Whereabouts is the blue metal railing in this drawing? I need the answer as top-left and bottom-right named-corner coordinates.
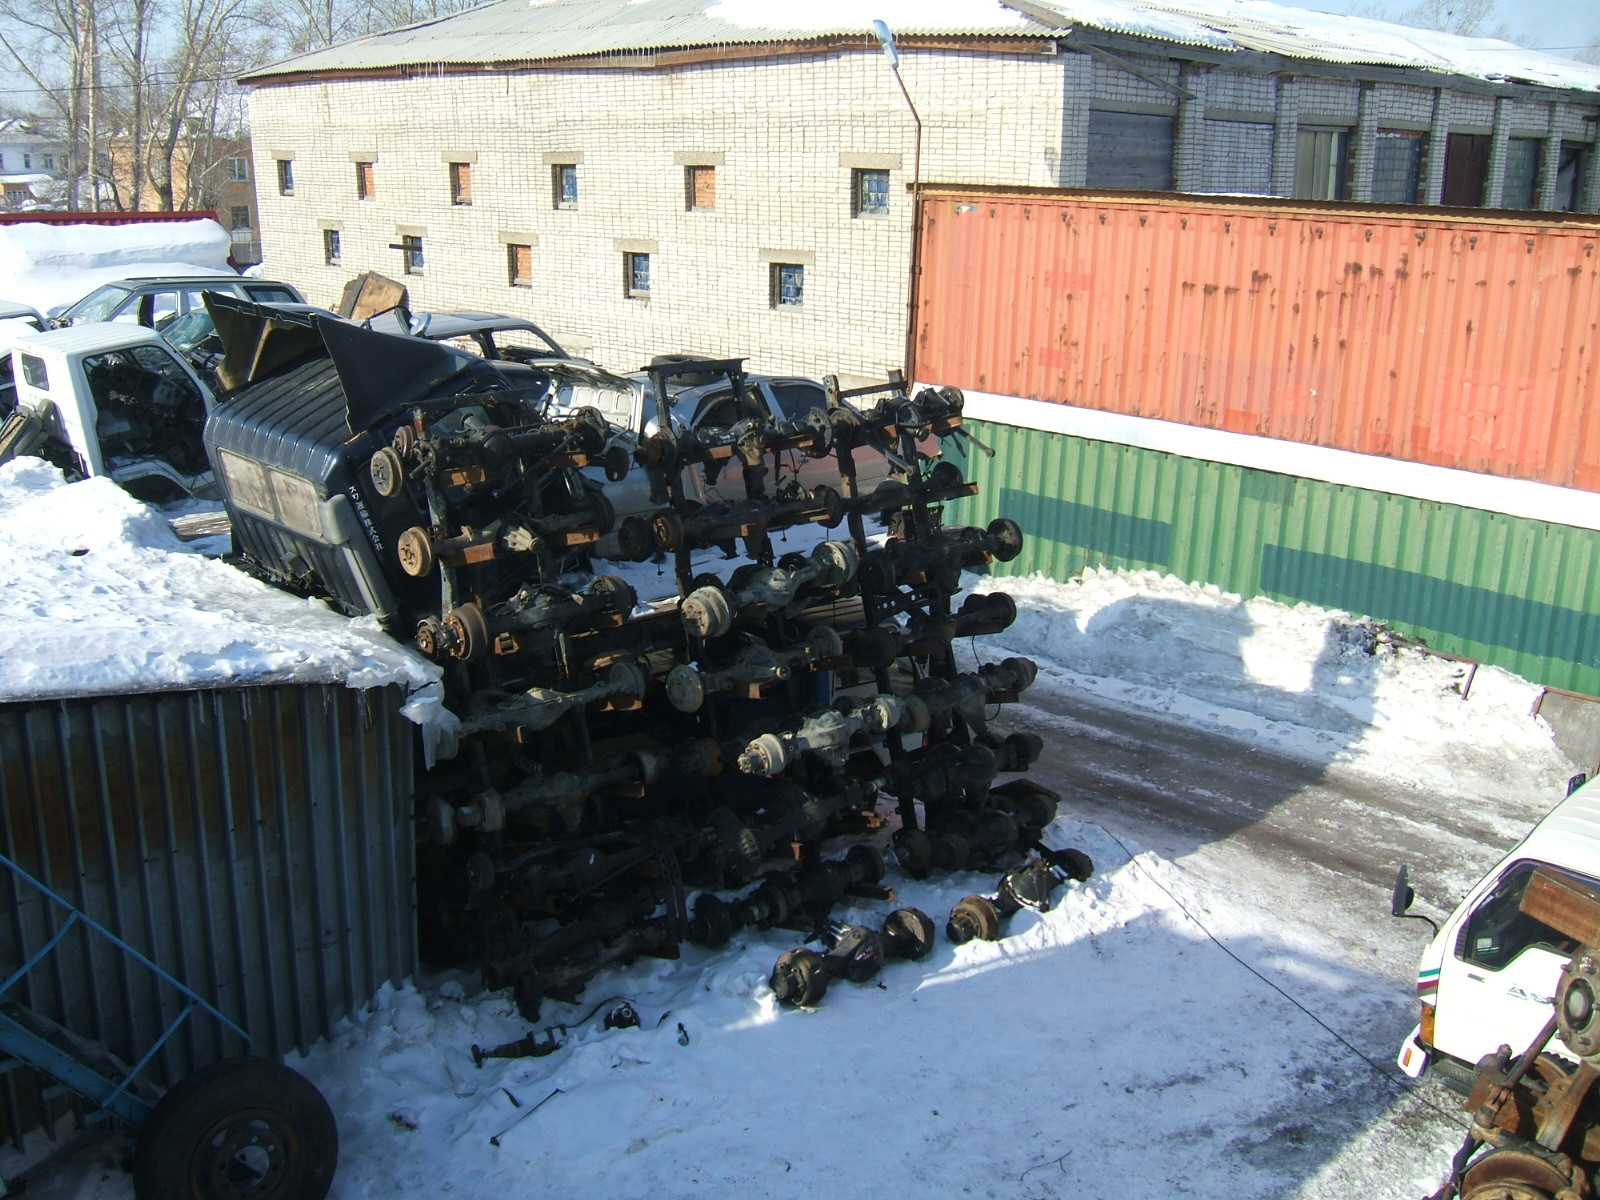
top-left (0, 851), bottom-right (251, 1129)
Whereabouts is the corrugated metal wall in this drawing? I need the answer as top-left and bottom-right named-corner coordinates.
top-left (917, 189), bottom-right (1600, 491)
top-left (0, 683), bottom-right (416, 1152)
top-left (950, 421), bottom-right (1600, 694)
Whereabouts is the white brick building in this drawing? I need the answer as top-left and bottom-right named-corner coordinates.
top-left (241, 0), bottom-right (1600, 383)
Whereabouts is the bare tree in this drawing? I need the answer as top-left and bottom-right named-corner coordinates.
top-left (1347, 0), bottom-right (1516, 42)
top-left (1577, 34), bottom-right (1600, 65)
top-left (0, 0), bottom-right (108, 207)
top-left (259, 0), bottom-right (480, 55)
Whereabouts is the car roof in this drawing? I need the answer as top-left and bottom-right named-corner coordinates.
top-left (86, 275), bottom-right (242, 287)
top-left (411, 311), bottom-right (564, 345)
top-left (1510, 777), bottom-right (1600, 880)
top-left (0, 300), bottom-right (43, 322)
top-left (12, 323), bottom-right (170, 356)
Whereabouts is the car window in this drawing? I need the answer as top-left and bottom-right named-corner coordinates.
top-left (245, 285), bottom-right (297, 304)
top-left (61, 285), bottom-right (134, 323)
top-left (770, 381), bottom-right (824, 420)
top-left (691, 388), bottom-right (739, 429)
top-left (160, 310), bottom-right (217, 353)
top-left (491, 329), bottom-right (567, 361)
top-left (146, 291), bottom-right (182, 329)
top-left (1459, 860), bottom-right (1595, 971)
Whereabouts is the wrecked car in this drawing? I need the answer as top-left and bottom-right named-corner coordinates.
top-left (0, 322), bottom-right (216, 501)
top-left (49, 274), bottom-right (304, 328)
top-left (410, 311), bottom-right (580, 365)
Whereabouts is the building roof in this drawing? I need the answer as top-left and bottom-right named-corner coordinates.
top-left (239, 0), bottom-right (1600, 93)
top-left (0, 118), bottom-right (57, 146)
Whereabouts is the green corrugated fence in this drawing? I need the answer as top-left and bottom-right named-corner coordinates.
top-left (948, 419), bottom-right (1600, 695)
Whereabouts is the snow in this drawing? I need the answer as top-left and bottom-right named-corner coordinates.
top-left (7, 481), bottom-right (1584, 1198)
top-left (976, 567), bottom-right (1561, 791)
top-left (1128, 0), bottom-right (1600, 88)
top-left (0, 459), bottom-right (450, 741)
top-left (0, 218), bottom-right (234, 315)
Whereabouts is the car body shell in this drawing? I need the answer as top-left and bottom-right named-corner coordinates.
top-left (52, 276), bottom-right (306, 343)
top-left (5, 323), bottom-right (217, 499)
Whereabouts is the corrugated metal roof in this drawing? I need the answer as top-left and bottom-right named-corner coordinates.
top-left (240, 0), bottom-right (1600, 93)
top-left (241, 0), bottom-right (1062, 80)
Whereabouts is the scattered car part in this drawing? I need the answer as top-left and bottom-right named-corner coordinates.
top-left (946, 849), bottom-right (1096, 945)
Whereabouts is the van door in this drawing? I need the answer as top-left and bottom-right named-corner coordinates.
top-left (1431, 859), bottom-right (1591, 1067)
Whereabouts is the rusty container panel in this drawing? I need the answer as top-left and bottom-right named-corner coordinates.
top-left (916, 189), bottom-right (1600, 491)
top-left (0, 683), bottom-right (416, 1155)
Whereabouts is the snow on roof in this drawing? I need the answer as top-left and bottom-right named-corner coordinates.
top-left (0, 458), bottom-right (446, 717)
top-left (1124, 0), bottom-right (1600, 90)
top-left (0, 173), bottom-right (52, 186)
top-left (240, 0), bottom-right (1600, 93)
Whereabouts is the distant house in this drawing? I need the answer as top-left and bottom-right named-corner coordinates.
top-left (239, 0), bottom-right (1600, 382)
top-left (101, 135), bottom-right (265, 264)
top-left (0, 118), bottom-right (63, 210)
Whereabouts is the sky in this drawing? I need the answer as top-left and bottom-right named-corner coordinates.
top-left (1278, 0), bottom-right (1600, 56)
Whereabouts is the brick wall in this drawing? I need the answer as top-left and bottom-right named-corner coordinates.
top-left (251, 49), bottom-right (1066, 383)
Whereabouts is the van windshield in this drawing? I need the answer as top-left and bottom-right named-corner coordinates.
top-left (1460, 860), bottom-right (1596, 971)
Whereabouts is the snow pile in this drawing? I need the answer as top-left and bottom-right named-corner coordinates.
top-left (974, 567), bottom-right (1567, 794)
top-left (0, 219), bottom-right (234, 314)
top-left (0, 459), bottom-right (444, 713)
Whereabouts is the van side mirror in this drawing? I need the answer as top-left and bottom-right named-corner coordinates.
top-left (1391, 864), bottom-right (1415, 918)
top-left (1568, 773), bottom-right (1589, 797)
top-left (1390, 864), bottom-right (1440, 935)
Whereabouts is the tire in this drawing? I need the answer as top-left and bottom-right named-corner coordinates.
top-left (132, 1056), bottom-right (338, 1200)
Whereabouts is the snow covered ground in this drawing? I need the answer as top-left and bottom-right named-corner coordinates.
top-left (8, 480), bottom-right (1581, 1199)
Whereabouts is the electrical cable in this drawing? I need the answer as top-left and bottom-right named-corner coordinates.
top-left (1090, 820), bottom-right (1471, 1125)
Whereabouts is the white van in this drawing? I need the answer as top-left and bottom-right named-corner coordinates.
top-left (1396, 773), bottom-right (1598, 1089)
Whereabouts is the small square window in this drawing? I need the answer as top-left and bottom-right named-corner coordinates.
top-left (41, 154), bottom-right (54, 171)
top-left (625, 251), bottom-right (650, 297)
top-left (229, 205), bottom-right (251, 231)
top-left (771, 262), bottom-right (804, 308)
top-left (401, 234), bottom-right (424, 275)
top-left (554, 164), bottom-right (578, 209)
top-left (226, 156), bottom-right (249, 182)
top-left (324, 229), bottom-right (341, 265)
top-left (450, 161), bottom-right (473, 205)
top-left (852, 168), bottom-right (889, 217)
top-left (277, 159), bottom-right (294, 195)
top-left (356, 160), bottom-right (375, 200)
top-left (508, 243), bottom-right (532, 287)
top-left (686, 165), bottom-right (716, 211)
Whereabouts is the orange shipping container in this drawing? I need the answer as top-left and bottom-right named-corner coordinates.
top-left (914, 188), bottom-right (1600, 492)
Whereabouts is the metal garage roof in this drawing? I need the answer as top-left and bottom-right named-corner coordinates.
top-left (240, 0), bottom-right (1600, 94)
